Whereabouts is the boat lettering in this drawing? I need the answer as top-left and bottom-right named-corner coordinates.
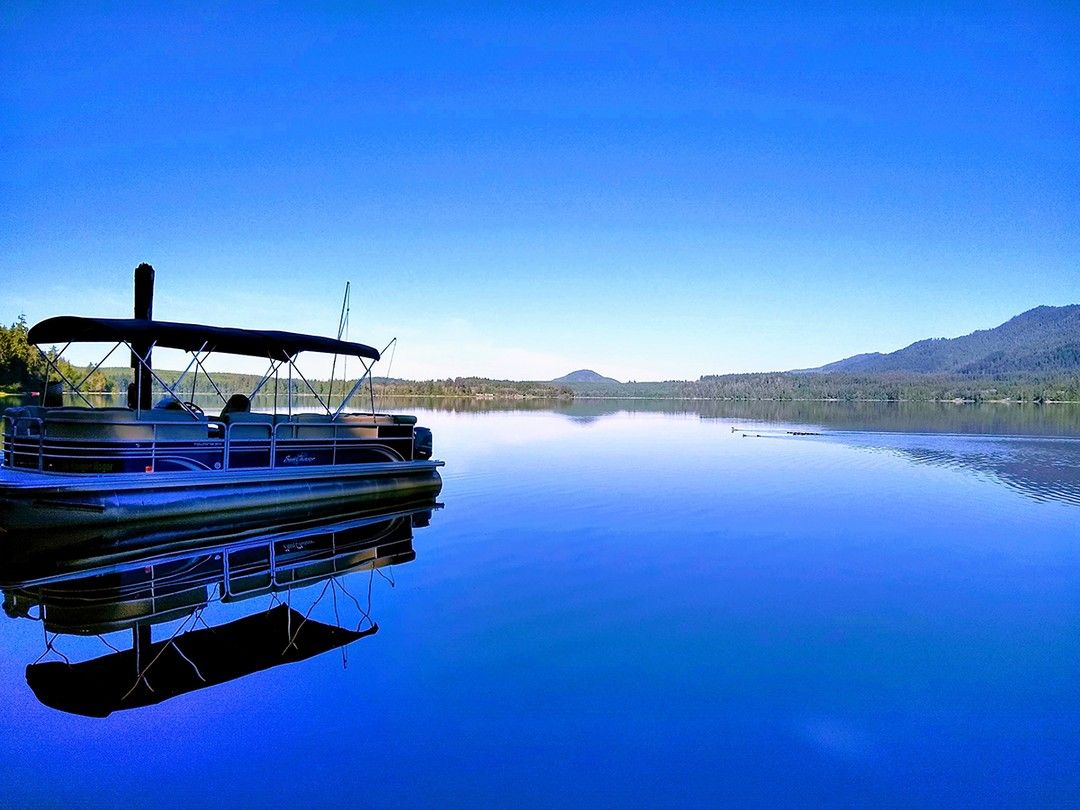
top-left (282, 453), bottom-right (317, 465)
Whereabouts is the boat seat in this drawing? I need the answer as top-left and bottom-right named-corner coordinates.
top-left (3, 406), bottom-right (47, 438)
top-left (389, 414), bottom-right (417, 425)
top-left (275, 412), bottom-right (407, 439)
top-left (222, 412), bottom-right (274, 439)
top-left (292, 412), bottom-right (335, 439)
top-left (340, 412), bottom-right (411, 426)
top-left (136, 408), bottom-right (209, 440)
top-left (220, 393), bottom-right (251, 418)
top-left (154, 396), bottom-right (187, 411)
top-left (44, 408), bottom-right (153, 441)
top-left (332, 414), bottom-right (381, 438)
top-left (4, 405), bottom-right (46, 420)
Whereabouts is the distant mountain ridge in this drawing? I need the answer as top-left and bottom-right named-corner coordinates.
top-left (552, 369), bottom-right (621, 384)
top-left (806, 305), bottom-right (1080, 375)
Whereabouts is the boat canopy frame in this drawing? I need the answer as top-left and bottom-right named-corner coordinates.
top-left (27, 316), bottom-right (388, 420)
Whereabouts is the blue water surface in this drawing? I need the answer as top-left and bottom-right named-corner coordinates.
top-left (1, 403), bottom-right (1078, 805)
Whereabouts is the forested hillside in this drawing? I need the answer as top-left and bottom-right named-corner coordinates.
top-left (552, 369), bottom-right (621, 384)
top-left (556, 373), bottom-right (1080, 402)
top-left (3, 308), bottom-right (1079, 405)
top-left (93, 368), bottom-right (573, 402)
top-left (810, 305), bottom-right (1080, 375)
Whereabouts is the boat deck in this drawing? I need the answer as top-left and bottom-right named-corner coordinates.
top-left (0, 459), bottom-right (443, 493)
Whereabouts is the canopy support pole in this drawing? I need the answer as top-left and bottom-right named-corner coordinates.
top-left (132, 262), bottom-right (155, 410)
top-left (249, 359), bottom-right (285, 400)
top-left (369, 363), bottom-right (376, 417)
top-left (372, 337), bottom-right (397, 417)
top-left (37, 345), bottom-right (94, 408)
top-left (170, 342), bottom-right (209, 395)
top-left (128, 342), bottom-right (203, 420)
top-left (332, 360), bottom-right (373, 418)
top-left (191, 352), bottom-right (228, 404)
top-left (290, 362), bottom-right (332, 415)
top-left (73, 340), bottom-right (122, 392)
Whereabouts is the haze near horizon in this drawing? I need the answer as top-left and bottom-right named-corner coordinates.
top-left (2, 4), bottom-right (1077, 381)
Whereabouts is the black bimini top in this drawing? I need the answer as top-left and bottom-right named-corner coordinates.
top-left (27, 317), bottom-right (381, 362)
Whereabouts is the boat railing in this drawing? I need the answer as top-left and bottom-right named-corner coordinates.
top-left (2, 414), bottom-right (45, 470)
top-left (2, 412), bottom-right (215, 472)
top-left (2, 410), bottom-right (414, 472)
top-left (219, 419), bottom-right (411, 469)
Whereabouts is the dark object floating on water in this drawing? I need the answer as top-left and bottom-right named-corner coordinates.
top-left (730, 426), bottom-right (822, 437)
top-left (0, 263), bottom-right (442, 532)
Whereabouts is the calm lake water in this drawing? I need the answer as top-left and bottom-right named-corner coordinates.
top-left (1, 400), bottom-right (1079, 805)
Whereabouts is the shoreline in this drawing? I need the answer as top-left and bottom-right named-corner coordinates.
top-left (6, 392), bottom-right (1080, 405)
top-left (375, 394), bottom-right (1080, 405)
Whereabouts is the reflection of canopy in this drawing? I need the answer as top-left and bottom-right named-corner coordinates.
top-left (9, 499), bottom-right (434, 716)
top-left (27, 316), bottom-right (381, 361)
top-left (26, 605), bottom-right (375, 717)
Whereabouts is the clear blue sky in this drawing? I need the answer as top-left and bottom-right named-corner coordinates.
top-left (2, 3), bottom-right (1078, 381)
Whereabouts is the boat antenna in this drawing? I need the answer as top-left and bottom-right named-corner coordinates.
top-left (328, 282), bottom-right (350, 411)
top-left (373, 337), bottom-right (397, 414)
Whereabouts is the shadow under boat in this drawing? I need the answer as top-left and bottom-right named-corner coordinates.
top-left (2, 496), bottom-right (438, 717)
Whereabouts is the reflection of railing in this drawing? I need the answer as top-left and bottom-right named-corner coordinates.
top-left (11, 497), bottom-right (432, 717)
top-left (3, 497), bottom-right (436, 590)
top-left (217, 511), bottom-right (412, 598)
top-left (2, 411), bottom-right (414, 473)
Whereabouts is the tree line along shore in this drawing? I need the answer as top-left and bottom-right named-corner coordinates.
top-left (3, 318), bottom-right (1079, 404)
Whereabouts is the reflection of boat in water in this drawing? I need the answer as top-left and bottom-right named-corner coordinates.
top-left (26, 605), bottom-right (376, 719)
top-left (0, 265), bottom-right (442, 531)
top-left (1, 497), bottom-right (437, 717)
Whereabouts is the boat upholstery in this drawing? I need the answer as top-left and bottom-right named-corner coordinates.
top-left (288, 413), bottom-right (387, 439)
top-left (291, 412), bottom-right (337, 439)
top-left (43, 407), bottom-right (208, 441)
top-left (334, 414), bottom-right (382, 438)
top-left (138, 409), bottom-right (210, 440)
top-left (345, 413), bottom-right (414, 426)
top-left (221, 412), bottom-right (274, 439)
top-left (44, 408), bottom-right (154, 441)
top-left (2, 406), bottom-right (47, 438)
top-left (220, 394), bottom-right (251, 417)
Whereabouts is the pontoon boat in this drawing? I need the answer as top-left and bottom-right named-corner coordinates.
top-left (1, 313), bottom-right (442, 531)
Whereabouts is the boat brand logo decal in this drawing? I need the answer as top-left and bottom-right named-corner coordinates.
top-left (283, 453), bottom-right (317, 465)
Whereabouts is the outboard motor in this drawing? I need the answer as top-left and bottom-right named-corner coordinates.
top-left (413, 426), bottom-right (433, 460)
